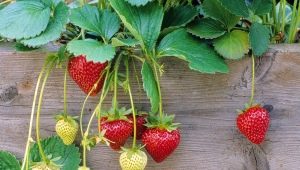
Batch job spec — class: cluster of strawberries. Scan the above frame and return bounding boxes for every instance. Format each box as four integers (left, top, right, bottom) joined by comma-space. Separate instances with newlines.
55, 55, 180, 170
56, 55, 270, 170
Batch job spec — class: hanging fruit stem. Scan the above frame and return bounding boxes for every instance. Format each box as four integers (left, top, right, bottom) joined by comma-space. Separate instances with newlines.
113, 54, 122, 116
35, 59, 56, 164
248, 55, 256, 106
151, 58, 163, 119
99, 0, 106, 9
21, 59, 51, 170
0, 0, 12, 5
125, 57, 137, 148
85, 64, 111, 136
81, 64, 111, 168
63, 67, 68, 117
79, 71, 106, 137
97, 67, 111, 134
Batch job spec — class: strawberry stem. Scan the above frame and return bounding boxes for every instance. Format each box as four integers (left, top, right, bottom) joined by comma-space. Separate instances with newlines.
113, 54, 122, 117
249, 54, 256, 106
96, 66, 111, 134
0, 0, 12, 5
79, 69, 107, 137
81, 64, 111, 168
125, 57, 137, 148
36, 58, 56, 164
131, 57, 142, 105
63, 67, 68, 117
152, 58, 163, 119
21, 59, 50, 170
85, 66, 111, 136
99, 0, 106, 9
82, 142, 87, 167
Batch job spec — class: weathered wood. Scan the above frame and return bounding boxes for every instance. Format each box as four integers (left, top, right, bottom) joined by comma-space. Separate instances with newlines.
0, 42, 300, 170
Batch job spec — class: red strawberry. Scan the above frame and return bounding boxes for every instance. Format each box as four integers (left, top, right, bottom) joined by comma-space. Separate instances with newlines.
142, 114, 180, 163
68, 55, 107, 96
128, 114, 147, 140
142, 128, 180, 163
99, 117, 133, 150
236, 105, 270, 144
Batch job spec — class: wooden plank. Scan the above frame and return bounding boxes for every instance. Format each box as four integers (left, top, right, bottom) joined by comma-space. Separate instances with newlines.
0, 43, 300, 170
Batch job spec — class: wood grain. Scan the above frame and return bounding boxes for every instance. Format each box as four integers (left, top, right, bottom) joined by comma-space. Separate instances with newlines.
0, 43, 300, 170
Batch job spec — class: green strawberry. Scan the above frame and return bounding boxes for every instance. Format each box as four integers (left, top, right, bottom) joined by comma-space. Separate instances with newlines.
119, 148, 147, 170
55, 114, 78, 145
31, 162, 60, 170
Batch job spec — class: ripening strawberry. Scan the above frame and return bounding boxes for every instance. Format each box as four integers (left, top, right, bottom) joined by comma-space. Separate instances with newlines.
55, 115, 78, 145
68, 55, 107, 96
99, 117, 133, 150
142, 128, 180, 163
119, 149, 147, 170
236, 105, 270, 144
142, 114, 180, 163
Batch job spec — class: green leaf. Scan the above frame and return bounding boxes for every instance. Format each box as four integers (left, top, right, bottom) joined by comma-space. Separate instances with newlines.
141, 62, 159, 113
30, 136, 80, 170
70, 5, 120, 40
248, 0, 272, 15
157, 29, 228, 73
0, 151, 20, 170
187, 18, 226, 39
0, 1, 51, 39
111, 37, 139, 47
218, 0, 249, 17
110, 0, 163, 55
0, 4, 5, 10
21, 2, 69, 47
202, 0, 240, 29
162, 5, 198, 33
67, 39, 116, 62
213, 30, 249, 59
249, 22, 270, 56
15, 43, 39, 51
125, 0, 153, 6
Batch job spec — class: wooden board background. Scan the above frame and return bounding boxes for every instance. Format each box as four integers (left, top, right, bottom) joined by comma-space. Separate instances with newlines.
0, 43, 300, 170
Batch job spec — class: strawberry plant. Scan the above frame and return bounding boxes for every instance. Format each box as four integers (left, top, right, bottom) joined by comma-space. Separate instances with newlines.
0, 0, 299, 169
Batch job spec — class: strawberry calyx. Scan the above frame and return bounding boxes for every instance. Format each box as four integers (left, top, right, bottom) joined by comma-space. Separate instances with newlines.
99, 107, 132, 122
137, 111, 148, 117
55, 113, 78, 128
145, 114, 180, 132
78, 166, 90, 170
31, 160, 61, 170
82, 130, 114, 150
237, 103, 262, 115
120, 146, 146, 159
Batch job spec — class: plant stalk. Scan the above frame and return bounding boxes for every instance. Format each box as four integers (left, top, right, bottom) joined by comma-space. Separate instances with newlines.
249, 55, 255, 106
81, 65, 111, 167
21, 62, 49, 170
152, 58, 163, 119
113, 55, 122, 116
0, 0, 12, 5
125, 58, 137, 148
280, 0, 287, 34
288, 0, 300, 43
79, 74, 105, 137
272, 0, 278, 33
63, 67, 68, 116
36, 60, 56, 164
